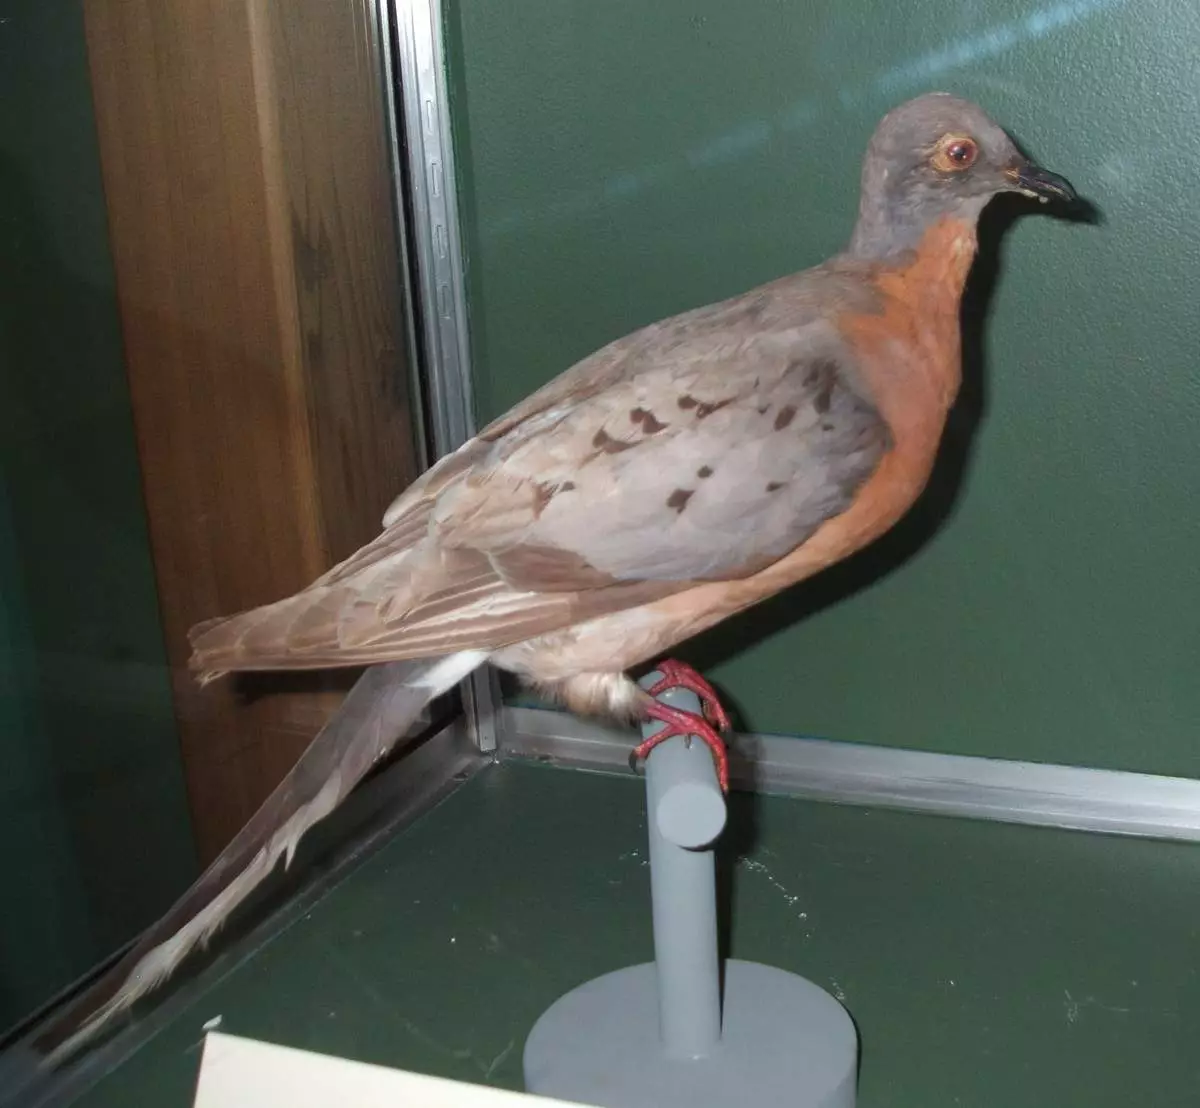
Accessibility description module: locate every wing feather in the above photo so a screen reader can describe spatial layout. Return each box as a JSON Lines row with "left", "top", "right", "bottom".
{"left": 189, "top": 272, "right": 889, "bottom": 677}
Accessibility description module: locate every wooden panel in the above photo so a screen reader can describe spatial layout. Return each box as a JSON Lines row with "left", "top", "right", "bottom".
{"left": 252, "top": 1, "right": 417, "bottom": 561}
{"left": 84, "top": 0, "right": 419, "bottom": 861}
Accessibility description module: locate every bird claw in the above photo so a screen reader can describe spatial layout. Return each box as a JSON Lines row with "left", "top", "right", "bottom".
{"left": 644, "top": 658, "right": 732, "bottom": 733}
{"left": 631, "top": 699, "right": 730, "bottom": 792}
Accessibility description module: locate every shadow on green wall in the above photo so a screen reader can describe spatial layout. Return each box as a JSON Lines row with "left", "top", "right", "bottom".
{"left": 0, "top": 149, "right": 196, "bottom": 1032}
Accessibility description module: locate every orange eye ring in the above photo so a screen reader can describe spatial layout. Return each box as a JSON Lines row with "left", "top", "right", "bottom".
{"left": 933, "top": 135, "right": 979, "bottom": 172}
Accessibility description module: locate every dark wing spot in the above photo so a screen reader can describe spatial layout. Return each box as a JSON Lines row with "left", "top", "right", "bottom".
{"left": 560, "top": 481, "right": 576, "bottom": 491}
{"left": 678, "top": 394, "right": 733, "bottom": 419}
{"left": 798, "top": 357, "right": 839, "bottom": 414}
{"left": 801, "top": 357, "right": 837, "bottom": 387}
{"left": 630, "top": 407, "right": 667, "bottom": 433}
{"left": 666, "top": 488, "right": 694, "bottom": 513}
{"left": 531, "top": 482, "right": 556, "bottom": 518}
{"left": 592, "top": 428, "right": 637, "bottom": 453}
{"left": 774, "top": 405, "right": 797, "bottom": 431}
{"left": 697, "top": 465, "right": 713, "bottom": 478}
{"left": 765, "top": 481, "right": 785, "bottom": 492}
{"left": 695, "top": 397, "right": 733, "bottom": 419}
{"left": 814, "top": 377, "right": 835, "bottom": 414}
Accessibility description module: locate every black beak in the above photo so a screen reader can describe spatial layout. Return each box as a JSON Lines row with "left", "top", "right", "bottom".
{"left": 1008, "top": 161, "right": 1078, "bottom": 205}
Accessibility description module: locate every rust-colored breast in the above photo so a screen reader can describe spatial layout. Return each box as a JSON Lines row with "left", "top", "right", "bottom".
{"left": 758, "top": 216, "right": 978, "bottom": 580}
{"left": 842, "top": 216, "right": 976, "bottom": 430}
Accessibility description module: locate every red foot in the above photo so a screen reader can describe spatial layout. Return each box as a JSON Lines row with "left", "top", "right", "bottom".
{"left": 633, "top": 703, "right": 730, "bottom": 792}
{"left": 645, "top": 659, "right": 732, "bottom": 732}
{"left": 632, "top": 661, "right": 731, "bottom": 791}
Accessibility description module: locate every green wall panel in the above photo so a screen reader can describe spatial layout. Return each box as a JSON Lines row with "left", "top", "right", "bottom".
{"left": 445, "top": 0, "right": 1200, "bottom": 775}
{"left": 0, "top": 2, "right": 197, "bottom": 1031}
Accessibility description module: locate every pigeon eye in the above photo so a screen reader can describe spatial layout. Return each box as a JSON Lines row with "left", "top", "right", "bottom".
{"left": 947, "top": 140, "right": 977, "bottom": 165}
{"left": 934, "top": 135, "right": 979, "bottom": 172}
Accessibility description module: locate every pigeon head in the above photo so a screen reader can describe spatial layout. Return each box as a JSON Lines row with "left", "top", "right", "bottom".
{"left": 849, "top": 92, "right": 1076, "bottom": 258}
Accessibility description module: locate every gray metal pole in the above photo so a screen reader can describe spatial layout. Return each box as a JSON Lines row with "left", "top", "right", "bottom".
{"left": 639, "top": 673, "right": 728, "bottom": 1060}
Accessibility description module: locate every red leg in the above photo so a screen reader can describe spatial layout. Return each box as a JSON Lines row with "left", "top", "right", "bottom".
{"left": 632, "top": 701, "right": 730, "bottom": 792}
{"left": 644, "top": 658, "right": 732, "bottom": 732}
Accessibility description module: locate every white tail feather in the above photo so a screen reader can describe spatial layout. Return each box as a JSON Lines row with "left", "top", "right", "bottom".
{"left": 51, "top": 773, "right": 346, "bottom": 1059}
{"left": 39, "top": 652, "right": 487, "bottom": 1065}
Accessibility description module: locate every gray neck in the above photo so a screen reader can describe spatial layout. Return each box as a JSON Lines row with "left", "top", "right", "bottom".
{"left": 846, "top": 203, "right": 931, "bottom": 261}
{"left": 846, "top": 183, "right": 989, "bottom": 262}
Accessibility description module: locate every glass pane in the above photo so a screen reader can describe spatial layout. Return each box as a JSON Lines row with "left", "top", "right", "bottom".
{"left": 0, "top": 0, "right": 423, "bottom": 1040}
{"left": 0, "top": 3, "right": 196, "bottom": 1033}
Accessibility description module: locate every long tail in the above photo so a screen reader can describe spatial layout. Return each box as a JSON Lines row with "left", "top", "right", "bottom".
{"left": 33, "top": 651, "right": 485, "bottom": 1066}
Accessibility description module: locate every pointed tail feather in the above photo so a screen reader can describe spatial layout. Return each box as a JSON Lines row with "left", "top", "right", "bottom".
{"left": 33, "top": 652, "right": 485, "bottom": 1066}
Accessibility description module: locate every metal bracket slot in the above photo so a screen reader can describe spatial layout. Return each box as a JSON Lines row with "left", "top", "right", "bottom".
{"left": 379, "top": 0, "right": 501, "bottom": 752}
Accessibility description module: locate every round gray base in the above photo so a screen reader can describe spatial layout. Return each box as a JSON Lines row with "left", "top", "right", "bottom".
{"left": 523, "top": 959, "right": 857, "bottom": 1108}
